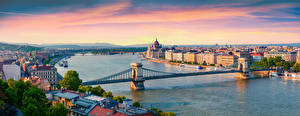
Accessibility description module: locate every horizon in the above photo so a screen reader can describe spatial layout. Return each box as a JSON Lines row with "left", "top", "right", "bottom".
{"left": 0, "top": 0, "right": 300, "bottom": 45}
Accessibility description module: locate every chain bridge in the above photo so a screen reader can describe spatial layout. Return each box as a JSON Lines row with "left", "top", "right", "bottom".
{"left": 82, "top": 67, "right": 242, "bottom": 86}
{"left": 82, "top": 58, "right": 274, "bottom": 90}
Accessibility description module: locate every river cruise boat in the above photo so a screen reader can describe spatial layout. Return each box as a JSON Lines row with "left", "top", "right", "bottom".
{"left": 281, "top": 72, "right": 300, "bottom": 81}
{"left": 179, "top": 64, "right": 203, "bottom": 69}
{"left": 59, "top": 60, "right": 68, "bottom": 67}
{"left": 63, "top": 60, "right": 68, "bottom": 68}
{"left": 270, "top": 72, "right": 279, "bottom": 77}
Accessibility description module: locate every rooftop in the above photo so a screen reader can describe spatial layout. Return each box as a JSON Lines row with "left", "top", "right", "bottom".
{"left": 55, "top": 92, "right": 79, "bottom": 99}
{"left": 84, "top": 95, "right": 106, "bottom": 102}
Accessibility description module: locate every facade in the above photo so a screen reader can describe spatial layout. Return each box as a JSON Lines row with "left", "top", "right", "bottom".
{"left": 2, "top": 64, "right": 21, "bottom": 80}
{"left": 297, "top": 51, "right": 300, "bottom": 64}
{"left": 22, "top": 76, "right": 51, "bottom": 92}
{"left": 183, "top": 53, "right": 189, "bottom": 62}
{"left": 165, "top": 50, "right": 173, "bottom": 61}
{"left": 195, "top": 53, "right": 217, "bottom": 65}
{"left": 146, "top": 39, "right": 165, "bottom": 59}
{"left": 264, "top": 52, "right": 297, "bottom": 62}
{"left": 52, "top": 92, "right": 80, "bottom": 109}
{"left": 217, "top": 55, "right": 238, "bottom": 67}
{"left": 251, "top": 53, "right": 264, "bottom": 62}
{"left": 233, "top": 51, "right": 252, "bottom": 61}
{"left": 172, "top": 52, "right": 184, "bottom": 62}
{"left": 29, "top": 65, "right": 59, "bottom": 85}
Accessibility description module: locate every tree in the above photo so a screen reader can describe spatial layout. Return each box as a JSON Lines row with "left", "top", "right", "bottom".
{"left": 113, "top": 96, "right": 126, "bottom": 103}
{"left": 103, "top": 91, "right": 113, "bottom": 98}
{"left": 48, "top": 103, "right": 69, "bottom": 116}
{"left": 78, "top": 85, "right": 92, "bottom": 93}
{"left": 59, "top": 70, "right": 82, "bottom": 91}
{"left": 151, "top": 108, "right": 176, "bottom": 116}
{"left": 14, "top": 80, "right": 31, "bottom": 106}
{"left": 293, "top": 63, "right": 300, "bottom": 72}
{"left": 133, "top": 102, "right": 141, "bottom": 107}
{"left": 4, "top": 87, "right": 17, "bottom": 104}
{"left": 202, "top": 61, "right": 207, "bottom": 66}
{"left": 22, "top": 87, "right": 48, "bottom": 116}
{"left": 91, "top": 86, "right": 105, "bottom": 96}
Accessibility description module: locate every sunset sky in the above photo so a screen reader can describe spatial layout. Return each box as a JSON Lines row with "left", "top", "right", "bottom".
{"left": 0, "top": 0, "right": 300, "bottom": 45}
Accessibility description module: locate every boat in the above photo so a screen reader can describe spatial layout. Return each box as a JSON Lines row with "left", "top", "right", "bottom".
{"left": 270, "top": 72, "right": 279, "bottom": 78}
{"left": 62, "top": 60, "right": 68, "bottom": 68}
{"left": 58, "top": 61, "right": 64, "bottom": 67}
{"left": 179, "top": 64, "right": 203, "bottom": 69}
{"left": 281, "top": 72, "right": 300, "bottom": 81}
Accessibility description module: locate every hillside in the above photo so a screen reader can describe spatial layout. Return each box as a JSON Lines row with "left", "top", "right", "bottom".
{"left": 0, "top": 42, "right": 43, "bottom": 51}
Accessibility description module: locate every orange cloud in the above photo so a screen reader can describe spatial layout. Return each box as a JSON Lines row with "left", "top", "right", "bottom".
{"left": 0, "top": 1, "right": 299, "bottom": 45}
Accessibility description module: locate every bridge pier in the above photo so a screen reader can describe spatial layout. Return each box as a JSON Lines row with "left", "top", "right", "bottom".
{"left": 237, "top": 58, "right": 251, "bottom": 79}
{"left": 130, "top": 63, "right": 145, "bottom": 90}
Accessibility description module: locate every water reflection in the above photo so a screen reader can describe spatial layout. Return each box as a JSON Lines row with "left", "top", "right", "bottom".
{"left": 57, "top": 54, "right": 300, "bottom": 116}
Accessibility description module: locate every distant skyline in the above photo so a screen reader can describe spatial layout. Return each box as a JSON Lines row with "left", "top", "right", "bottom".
{"left": 0, "top": 0, "right": 300, "bottom": 45}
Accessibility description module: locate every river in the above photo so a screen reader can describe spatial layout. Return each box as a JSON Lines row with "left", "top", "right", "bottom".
{"left": 56, "top": 54, "right": 300, "bottom": 116}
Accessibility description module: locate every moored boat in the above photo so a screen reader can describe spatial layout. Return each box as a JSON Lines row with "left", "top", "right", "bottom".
{"left": 179, "top": 64, "right": 203, "bottom": 69}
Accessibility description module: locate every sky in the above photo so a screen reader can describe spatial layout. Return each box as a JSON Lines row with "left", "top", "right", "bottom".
{"left": 0, "top": 0, "right": 300, "bottom": 45}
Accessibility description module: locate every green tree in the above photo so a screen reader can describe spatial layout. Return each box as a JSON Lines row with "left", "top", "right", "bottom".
{"left": 78, "top": 85, "right": 93, "bottom": 93}
{"left": 48, "top": 103, "right": 69, "bottom": 116}
{"left": 91, "top": 86, "right": 105, "bottom": 97}
{"left": 4, "top": 87, "right": 17, "bottom": 104}
{"left": 151, "top": 108, "right": 176, "bottom": 116}
{"left": 202, "top": 61, "right": 207, "bottom": 66}
{"left": 14, "top": 80, "right": 31, "bottom": 106}
{"left": 113, "top": 96, "right": 126, "bottom": 103}
{"left": 293, "top": 63, "right": 300, "bottom": 72}
{"left": 22, "top": 102, "right": 40, "bottom": 116}
{"left": 133, "top": 102, "right": 141, "bottom": 107}
{"left": 103, "top": 91, "right": 113, "bottom": 98}
{"left": 59, "top": 70, "right": 82, "bottom": 91}
{"left": 22, "top": 87, "right": 48, "bottom": 116}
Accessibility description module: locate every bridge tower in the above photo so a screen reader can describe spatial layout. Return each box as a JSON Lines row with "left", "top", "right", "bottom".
{"left": 238, "top": 58, "right": 249, "bottom": 73}
{"left": 237, "top": 58, "right": 250, "bottom": 79}
{"left": 130, "top": 62, "right": 145, "bottom": 90}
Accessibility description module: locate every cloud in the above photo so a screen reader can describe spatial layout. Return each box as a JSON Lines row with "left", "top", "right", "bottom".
{"left": 0, "top": 1, "right": 299, "bottom": 45}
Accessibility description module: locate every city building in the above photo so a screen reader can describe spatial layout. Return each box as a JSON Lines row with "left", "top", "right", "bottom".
{"left": 217, "top": 55, "right": 238, "bottom": 67}
{"left": 195, "top": 53, "right": 217, "bottom": 65}
{"left": 233, "top": 51, "right": 252, "bottom": 61}
{"left": 165, "top": 50, "right": 173, "bottom": 61}
{"left": 146, "top": 39, "right": 165, "bottom": 59}
{"left": 297, "top": 51, "right": 300, "bottom": 64}
{"left": 264, "top": 52, "right": 297, "bottom": 62}
{"left": 251, "top": 53, "right": 264, "bottom": 62}
{"left": 22, "top": 76, "right": 51, "bottom": 92}
{"left": 71, "top": 96, "right": 154, "bottom": 116}
{"left": 52, "top": 92, "right": 80, "bottom": 109}
{"left": 172, "top": 52, "right": 184, "bottom": 62}
{"left": 2, "top": 64, "right": 21, "bottom": 80}
{"left": 29, "top": 65, "right": 59, "bottom": 85}
{"left": 187, "top": 52, "right": 197, "bottom": 63}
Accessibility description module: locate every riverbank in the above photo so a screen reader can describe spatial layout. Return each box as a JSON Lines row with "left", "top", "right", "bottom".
{"left": 141, "top": 54, "right": 213, "bottom": 69}
{"left": 49, "top": 54, "right": 73, "bottom": 66}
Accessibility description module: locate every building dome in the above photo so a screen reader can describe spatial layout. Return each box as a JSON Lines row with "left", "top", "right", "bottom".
{"left": 153, "top": 38, "right": 160, "bottom": 48}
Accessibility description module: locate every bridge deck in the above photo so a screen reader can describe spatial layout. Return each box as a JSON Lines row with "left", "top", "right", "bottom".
{"left": 82, "top": 70, "right": 246, "bottom": 85}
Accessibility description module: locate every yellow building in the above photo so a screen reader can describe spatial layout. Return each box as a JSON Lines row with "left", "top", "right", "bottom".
{"left": 52, "top": 92, "right": 80, "bottom": 109}
{"left": 217, "top": 55, "right": 238, "bottom": 67}
{"left": 195, "top": 53, "right": 217, "bottom": 65}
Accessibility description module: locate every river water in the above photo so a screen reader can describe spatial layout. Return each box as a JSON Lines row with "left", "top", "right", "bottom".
{"left": 56, "top": 54, "right": 300, "bottom": 116}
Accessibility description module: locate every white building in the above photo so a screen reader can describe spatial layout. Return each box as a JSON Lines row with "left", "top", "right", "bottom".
{"left": 3, "top": 64, "right": 21, "bottom": 80}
